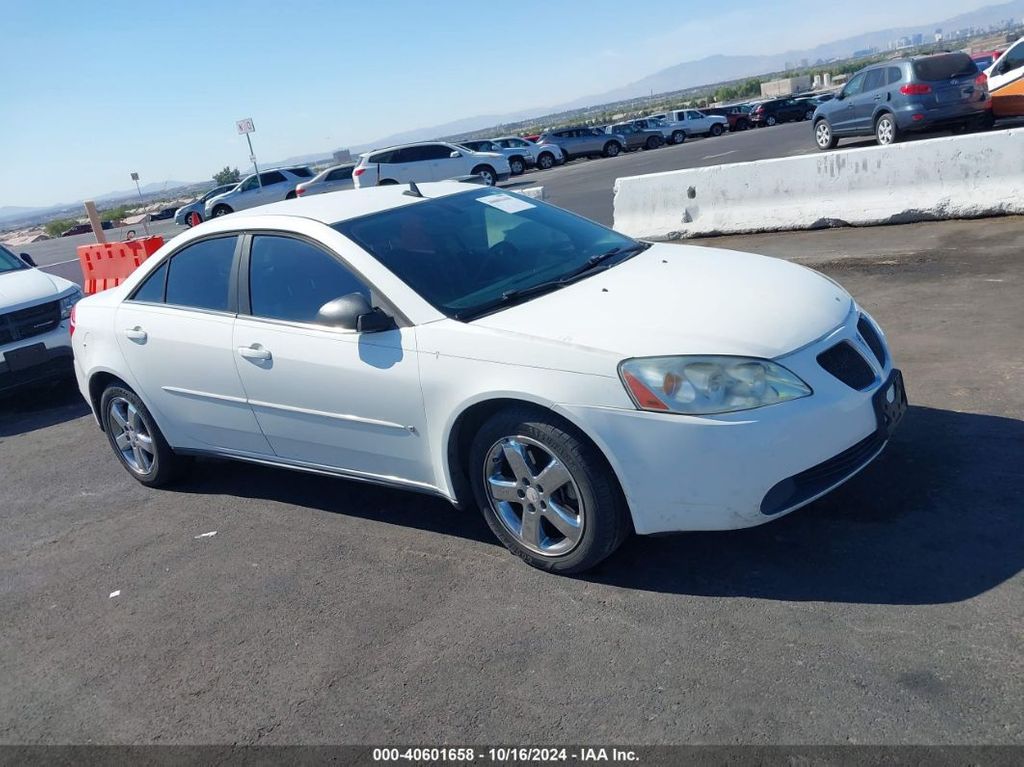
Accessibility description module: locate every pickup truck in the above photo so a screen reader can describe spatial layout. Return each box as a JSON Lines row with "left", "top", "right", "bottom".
{"left": 649, "top": 109, "right": 729, "bottom": 137}
{"left": 628, "top": 117, "right": 687, "bottom": 145}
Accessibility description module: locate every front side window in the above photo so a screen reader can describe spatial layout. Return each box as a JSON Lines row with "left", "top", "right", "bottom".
{"left": 248, "top": 235, "right": 369, "bottom": 324}
{"left": 1003, "top": 42, "right": 1024, "bottom": 70}
{"left": 334, "top": 188, "right": 643, "bottom": 320}
{"left": 843, "top": 72, "right": 867, "bottom": 97}
{"left": 239, "top": 176, "right": 259, "bottom": 192}
{"left": 0, "top": 245, "right": 28, "bottom": 274}
{"left": 164, "top": 236, "right": 237, "bottom": 312}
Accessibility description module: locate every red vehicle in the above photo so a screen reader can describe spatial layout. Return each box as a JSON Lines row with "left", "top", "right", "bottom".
{"left": 971, "top": 50, "right": 1004, "bottom": 71}
{"left": 522, "top": 134, "right": 541, "bottom": 143}
{"left": 702, "top": 106, "right": 753, "bottom": 131}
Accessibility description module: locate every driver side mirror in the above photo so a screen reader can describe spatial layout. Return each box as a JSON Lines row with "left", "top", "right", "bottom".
{"left": 835, "top": 91, "right": 845, "bottom": 101}
{"left": 450, "top": 150, "right": 462, "bottom": 158}
{"left": 20, "top": 253, "right": 36, "bottom": 267}
{"left": 316, "top": 293, "right": 394, "bottom": 332}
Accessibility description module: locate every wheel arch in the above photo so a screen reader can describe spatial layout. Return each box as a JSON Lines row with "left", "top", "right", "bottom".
{"left": 88, "top": 370, "right": 134, "bottom": 432}
{"left": 442, "top": 395, "right": 625, "bottom": 512}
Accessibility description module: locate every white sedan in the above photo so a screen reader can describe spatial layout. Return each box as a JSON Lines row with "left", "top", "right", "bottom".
{"left": 71, "top": 182, "right": 906, "bottom": 573}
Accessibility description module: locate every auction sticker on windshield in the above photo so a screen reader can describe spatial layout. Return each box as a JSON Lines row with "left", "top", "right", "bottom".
{"left": 477, "top": 193, "right": 535, "bottom": 213}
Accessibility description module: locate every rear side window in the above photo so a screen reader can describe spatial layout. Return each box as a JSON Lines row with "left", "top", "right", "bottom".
{"left": 422, "top": 145, "right": 455, "bottom": 160}
{"left": 260, "top": 171, "right": 286, "bottom": 185}
{"left": 912, "top": 53, "right": 977, "bottom": 81}
{"left": 863, "top": 68, "right": 886, "bottom": 91}
{"left": 248, "top": 235, "right": 369, "bottom": 324}
{"left": 289, "top": 167, "right": 313, "bottom": 178}
{"left": 165, "top": 236, "right": 237, "bottom": 312}
{"left": 369, "top": 151, "right": 394, "bottom": 164}
{"left": 131, "top": 261, "right": 168, "bottom": 303}
{"left": 326, "top": 166, "right": 353, "bottom": 181}
{"left": 887, "top": 67, "right": 904, "bottom": 85}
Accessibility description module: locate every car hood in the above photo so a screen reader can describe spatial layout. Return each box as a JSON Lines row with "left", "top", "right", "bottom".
{"left": 473, "top": 244, "right": 852, "bottom": 360}
{"left": 0, "top": 267, "right": 77, "bottom": 312}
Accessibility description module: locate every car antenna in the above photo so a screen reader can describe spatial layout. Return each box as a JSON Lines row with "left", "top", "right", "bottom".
{"left": 404, "top": 181, "right": 424, "bottom": 198}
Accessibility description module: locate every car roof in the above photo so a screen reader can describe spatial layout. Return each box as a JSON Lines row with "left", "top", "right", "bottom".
{"left": 210, "top": 180, "right": 480, "bottom": 225}
{"left": 364, "top": 140, "right": 454, "bottom": 154}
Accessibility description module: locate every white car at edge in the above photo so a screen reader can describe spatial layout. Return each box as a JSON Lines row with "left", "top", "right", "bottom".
{"left": 70, "top": 182, "right": 906, "bottom": 573}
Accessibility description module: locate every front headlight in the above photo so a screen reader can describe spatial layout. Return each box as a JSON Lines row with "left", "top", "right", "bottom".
{"left": 618, "top": 355, "right": 812, "bottom": 415}
{"left": 60, "top": 288, "right": 83, "bottom": 320}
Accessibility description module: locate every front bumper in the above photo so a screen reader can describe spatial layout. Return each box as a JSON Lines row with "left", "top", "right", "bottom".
{"left": 562, "top": 310, "right": 904, "bottom": 534}
{"left": 0, "top": 324, "right": 75, "bottom": 395}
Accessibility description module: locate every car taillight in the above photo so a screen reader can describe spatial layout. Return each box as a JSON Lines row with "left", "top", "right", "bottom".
{"left": 296, "top": 187, "right": 305, "bottom": 196}
{"left": 353, "top": 167, "right": 366, "bottom": 177}
{"left": 900, "top": 83, "right": 932, "bottom": 95}
{"left": 69, "top": 305, "right": 77, "bottom": 337}
{"left": 975, "top": 72, "right": 988, "bottom": 89}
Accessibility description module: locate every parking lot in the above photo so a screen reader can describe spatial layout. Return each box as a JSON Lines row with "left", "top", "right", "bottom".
{"left": 2, "top": 213, "right": 1021, "bottom": 744}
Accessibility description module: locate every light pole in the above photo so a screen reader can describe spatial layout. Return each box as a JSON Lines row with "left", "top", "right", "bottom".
{"left": 129, "top": 172, "right": 151, "bottom": 236}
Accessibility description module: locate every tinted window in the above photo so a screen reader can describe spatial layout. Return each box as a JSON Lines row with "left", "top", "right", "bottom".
{"left": 334, "top": 188, "right": 640, "bottom": 320}
{"left": 863, "top": 68, "right": 886, "bottom": 91}
{"left": 289, "top": 167, "right": 313, "bottom": 178}
{"left": 249, "top": 235, "right": 369, "bottom": 324}
{"left": 843, "top": 72, "right": 867, "bottom": 96}
{"left": 0, "top": 245, "right": 28, "bottom": 273}
{"left": 887, "top": 66, "right": 904, "bottom": 85}
{"left": 165, "top": 237, "right": 236, "bottom": 312}
{"left": 131, "top": 261, "right": 168, "bottom": 303}
{"left": 509, "top": 139, "right": 528, "bottom": 147}
{"left": 369, "top": 150, "right": 394, "bottom": 164}
{"left": 239, "top": 176, "right": 259, "bottom": 192}
{"left": 260, "top": 171, "right": 286, "bottom": 185}
{"left": 913, "top": 53, "right": 977, "bottom": 81}
{"left": 422, "top": 145, "right": 454, "bottom": 160}
{"left": 1003, "top": 43, "right": 1024, "bottom": 70}
{"left": 326, "top": 166, "right": 353, "bottom": 181}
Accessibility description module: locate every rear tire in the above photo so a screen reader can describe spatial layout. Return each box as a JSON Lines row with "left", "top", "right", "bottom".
{"left": 644, "top": 136, "right": 660, "bottom": 150}
{"left": 875, "top": 113, "right": 898, "bottom": 146}
{"left": 766, "top": 115, "right": 777, "bottom": 127}
{"left": 736, "top": 119, "right": 750, "bottom": 131}
{"left": 100, "top": 385, "right": 189, "bottom": 488}
{"left": 285, "top": 191, "right": 296, "bottom": 200}
{"left": 469, "top": 407, "right": 630, "bottom": 574}
{"left": 378, "top": 179, "right": 398, "bottom": 186}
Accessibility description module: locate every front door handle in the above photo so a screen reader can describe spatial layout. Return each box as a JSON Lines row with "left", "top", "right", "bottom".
{"left": 237, "top": 344, "right": 272, "bottom": 361}
{"left": 123, "top": 326, "right": 147, "bottom": 342}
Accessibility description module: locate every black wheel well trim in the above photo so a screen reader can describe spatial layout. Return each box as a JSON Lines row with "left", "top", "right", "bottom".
{"left": 444, "top": 397, "right": 629, "bottom": 523}
{"left": 874, "top": 109, "right": 895, "bottom": 125}
{"left": 471, "top": 164, "right": 496, "bottom": 175}
{"left": 87, "top": 371, "right": 133, "bottom": 431}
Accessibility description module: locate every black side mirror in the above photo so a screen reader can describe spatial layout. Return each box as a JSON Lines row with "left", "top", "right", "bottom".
{"left": 20, "top": 253, "right": 36, "bottom": 267}
{"left": 316, "top": 293, "right": 393, "bottom": 332}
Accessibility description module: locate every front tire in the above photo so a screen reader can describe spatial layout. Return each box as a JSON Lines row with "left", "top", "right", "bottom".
{"left": 469, "top": 407, "right": 630, "bottom": 574}
{"left": 602, "top": 141, "right": 621, "bottom": 158}
{"left": 471, "top": 165, "right": 497, "bottom": 186}
{"left": 508, "top": 156, "right": 526, "bottom": 176}
{"left": 187, "top": 211, "right": 202, "bottom": 227}
{"left": 814, "top": 119, "right": 838, "bottom": 150}
{"left": 671, "top": 130, "right": 686, "bottom": 144}
{"left": 710, "top": 123, "right": 724, "bottom": 137}
{"left": 644, "top": 136, "right": 660, "bottom": 150}
{"left": 875, "top": 113, "right": 898, "bottom": 146}
{"left": 211, "top": 204, "right": 232, "bottom": 217}
{"left": 100, "top": 385, "right": 188, "bottom": 487}
{"left": 766, "top": 115, "right": 777, "bottom": 127}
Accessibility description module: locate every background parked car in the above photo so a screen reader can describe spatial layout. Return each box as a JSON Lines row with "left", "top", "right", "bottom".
{"left": 353, "top": 142, "right": 510, "bottom": 188}
{"left": 204, "top": 167, "right": 314, "bottom": 218}
{"left": 461, "top": 137, "right": 563, "bottom": 175}
{"left": 629, "top": 117, "right": 687, "bottom": 145}
{"left": 60, "top": 221, "right": 113, "bottom": 237}
{"left": 296, "top": 164, "right": 355, "bottom": 197}
{"left": 175, "top": 183, "right": 238, "bottom": 227}
{"left": 702, "top": 105, "right": 752, "bottom": 131}
{"left": 812, "top": 53, "right": 991, "bottom": 150}
{"left": 750, "top": 98, "right": 812, "bottom": 126}
{"left": 985, "top": 36, "right": 1024, "bottom": 118}
{"left": 971, "top": 50, "right": 1004, "bottom": 71}
{"left": 606, "top": 123, "right": 664, "bottom": 151}
{"left": 649, "top": 109, "right": 729, "bottom": 137}
{"left": 538, "top": 126, "right": 626, "bottom": 160}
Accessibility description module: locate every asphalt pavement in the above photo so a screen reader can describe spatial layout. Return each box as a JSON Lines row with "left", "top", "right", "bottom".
{"left": 2, "top": 215, "right": 1021, "bottom": 745}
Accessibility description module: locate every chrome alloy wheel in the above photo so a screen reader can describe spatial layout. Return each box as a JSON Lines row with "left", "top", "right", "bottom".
{"left": 108, "top": 396, "right": 155, "bottom": 475}
{"left": 815, "top": 121, "right": 833, "bottom": 148}
{"left": 483, "top": 436, "right": 585, "bottom": 556}
{"left": 876, "top": 116, "right": 895, "bottom": 145}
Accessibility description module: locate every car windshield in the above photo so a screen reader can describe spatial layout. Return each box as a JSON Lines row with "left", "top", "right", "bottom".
{"left": 0, "top": 246, "right": 29, "bottom": 274}
{"left": 913, "top": 53, "right": 978, "bottom": 81}
{"left": 334, "top": 188, "right": 643, "bottom": 320}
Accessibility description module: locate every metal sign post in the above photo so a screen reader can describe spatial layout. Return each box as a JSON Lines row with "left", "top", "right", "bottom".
{"left": 237, "top": 118, "right": 261, "bottom": 187}
{"left": 129, "top": 172, "right": 151, "bottom": 236}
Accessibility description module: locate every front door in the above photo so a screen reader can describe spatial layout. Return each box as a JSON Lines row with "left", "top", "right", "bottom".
{"left": 831, "top": 72, "right": 867, "bottom": 133}
{"left": 231, "top": 234, "right": 432, "bottom": 486}
{"left": 114, "top": 235, "right": 272, "bottom": 454}
{"left": 990, "top": 40, "right": 1024, "bottom": 117}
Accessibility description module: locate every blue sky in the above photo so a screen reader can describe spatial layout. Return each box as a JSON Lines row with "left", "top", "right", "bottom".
{"left": 0, "top": 0, "right": 996, "bottom": 208}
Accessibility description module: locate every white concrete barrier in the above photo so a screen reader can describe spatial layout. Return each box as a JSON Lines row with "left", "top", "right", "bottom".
{"left": 519, "top": 186, "right": 547, "bottom": 200}
{"left": 613, "top": 128, "right": 1024, "bottom": 239}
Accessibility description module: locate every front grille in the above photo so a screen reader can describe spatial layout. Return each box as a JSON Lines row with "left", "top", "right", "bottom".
{"left": 817, "top": 342, "right": 875, "bottom": 390}
{"left": 0, "top": 300, "right": 60, "bottom": 346}
{"left": 760, "top": 429, "right": 885, "bottom": 515}
{"left": 857, "top": 315, "right": 886, "bottom": 367}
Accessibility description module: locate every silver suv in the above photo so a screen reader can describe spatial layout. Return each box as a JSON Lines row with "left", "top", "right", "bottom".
{"left": 461, "top": 137, "right": 564, "bottom": 174}
{"left": 537, "top": 126, "right": 626, "bottom": 161}
{"left": 204, "top": 167, "right": 314, "bottom": 218}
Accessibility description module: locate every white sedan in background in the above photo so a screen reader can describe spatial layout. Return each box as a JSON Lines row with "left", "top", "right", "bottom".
{"left": 71, "top": 182, "right": 905, "bottom": 573}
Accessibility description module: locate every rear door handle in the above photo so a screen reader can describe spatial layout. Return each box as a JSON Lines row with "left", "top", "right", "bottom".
{"left": 874, "top": 95, "right": 883, "bottom": 100}
{"left": 237, "top": 345, "right": 272, "bottom": 361}
{"left": 123, "top": 327, "right": 147, "bottom": 342}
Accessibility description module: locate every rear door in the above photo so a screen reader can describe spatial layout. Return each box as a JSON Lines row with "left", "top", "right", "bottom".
{"left": 989, "top": 39, "right": 1024, "bottom": 116}
{"left": 114, "top": 235, "right": 272, "bottom": 454}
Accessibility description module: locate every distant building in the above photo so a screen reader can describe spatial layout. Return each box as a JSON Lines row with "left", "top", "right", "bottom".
{"left": 760, "top": 75, "right": 812, "bottom": 98}
{"left": 853, "top": 47, "right": 875, "bottom": 57}
{"left": 332, "top": 149, "right": 352, "bottom": 164}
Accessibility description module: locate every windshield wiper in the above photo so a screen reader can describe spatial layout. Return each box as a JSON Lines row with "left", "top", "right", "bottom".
{"left": 454, "top": 242, "right": 651, "bottom": 321}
